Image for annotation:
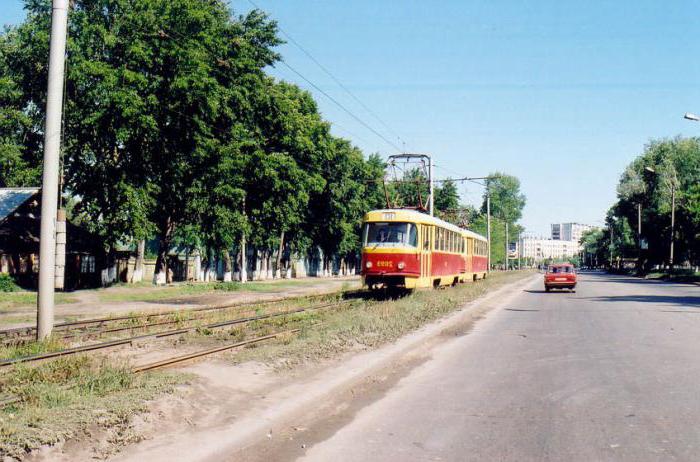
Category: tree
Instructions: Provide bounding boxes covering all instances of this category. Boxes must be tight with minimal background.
[612,137,700,269]
[3,0,283,282]
[434,179,459,212]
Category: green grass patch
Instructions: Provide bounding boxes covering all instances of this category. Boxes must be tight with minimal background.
[0,355,185,459]
[644,270,700,282]
[0,336,68,361]
[96,277,357,304]
[0,292,78,312]
[230,271,534,369]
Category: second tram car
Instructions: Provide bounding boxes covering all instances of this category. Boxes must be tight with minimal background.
[361,209,488,289]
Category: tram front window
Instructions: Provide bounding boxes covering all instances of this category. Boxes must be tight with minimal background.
[364,222,417,248]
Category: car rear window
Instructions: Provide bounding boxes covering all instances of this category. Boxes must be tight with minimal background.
[548,266,573,273]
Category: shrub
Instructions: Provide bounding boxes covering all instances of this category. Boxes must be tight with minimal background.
[0,273,20,292]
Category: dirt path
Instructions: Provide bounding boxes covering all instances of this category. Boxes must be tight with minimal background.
[0,277,360,330]
[33,273,537,462]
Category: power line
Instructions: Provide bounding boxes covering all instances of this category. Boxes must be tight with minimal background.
[247,0,408,150]
[278,59,402,153]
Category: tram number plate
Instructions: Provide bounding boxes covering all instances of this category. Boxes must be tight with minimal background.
[376,261,393,268]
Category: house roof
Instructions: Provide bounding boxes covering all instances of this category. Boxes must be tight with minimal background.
[0,188,39,223]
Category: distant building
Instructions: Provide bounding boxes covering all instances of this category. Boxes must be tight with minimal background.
[551,223,596,242]
[519,235,579,261]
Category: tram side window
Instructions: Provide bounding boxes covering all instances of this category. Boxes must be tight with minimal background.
[409,224,418,247]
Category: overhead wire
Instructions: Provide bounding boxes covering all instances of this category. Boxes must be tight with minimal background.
[278,59,403,153]
[246,0,409,151]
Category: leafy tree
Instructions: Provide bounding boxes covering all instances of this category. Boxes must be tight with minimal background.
[434,179,460,212]
[612,137,700,269]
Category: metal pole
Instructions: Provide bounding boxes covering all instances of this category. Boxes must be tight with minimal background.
[609,226,613,269]
[37,0,69,341]
[504,221,509,271]
[670,183,675,270]
[486,193,491,272]
[517,231,521,270]
[428,158,434,216]
[637,203,642,270]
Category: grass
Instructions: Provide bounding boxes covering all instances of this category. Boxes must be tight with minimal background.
[644,270,700,283]
[0,355,185,460]
[0,277,358,312]
[225,270,535,369]
[96,277,356,304]
[0,271,530,458]
[0,292,78,312]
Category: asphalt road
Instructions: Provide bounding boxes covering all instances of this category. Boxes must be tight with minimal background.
[298,272,700,462]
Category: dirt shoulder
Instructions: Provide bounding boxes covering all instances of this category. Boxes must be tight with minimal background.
[84,271,538,462]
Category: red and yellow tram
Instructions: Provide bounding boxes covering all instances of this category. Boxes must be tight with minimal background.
[361,209,488,289]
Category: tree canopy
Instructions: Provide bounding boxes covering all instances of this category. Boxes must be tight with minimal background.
[582,137,700,269]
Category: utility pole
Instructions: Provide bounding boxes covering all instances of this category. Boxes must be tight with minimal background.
[609,226,614,269]
[504,221,509,271]
[428,158,434,216]
[637,203,642,270]
[37,0,69,341]
[670,183,675,270]
[486,193,491,272]
[517,230,521,270]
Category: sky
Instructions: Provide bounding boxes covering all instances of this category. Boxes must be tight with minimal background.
[4,0,700,235]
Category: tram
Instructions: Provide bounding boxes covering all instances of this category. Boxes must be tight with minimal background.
[361,209,488,290]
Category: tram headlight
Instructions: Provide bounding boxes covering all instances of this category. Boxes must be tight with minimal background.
[365,261,373,269]
[397,262,405,270]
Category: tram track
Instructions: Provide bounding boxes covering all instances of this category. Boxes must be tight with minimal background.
[0,299,352,368]
[0,328,301,409]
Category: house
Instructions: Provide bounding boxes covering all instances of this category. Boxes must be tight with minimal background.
[0,188,104,290]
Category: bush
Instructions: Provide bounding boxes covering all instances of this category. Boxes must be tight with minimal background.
[0,273,20,292]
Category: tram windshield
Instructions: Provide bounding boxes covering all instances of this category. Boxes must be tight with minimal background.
[363,222,418,248]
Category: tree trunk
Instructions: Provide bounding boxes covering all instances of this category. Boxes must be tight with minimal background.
[266,251,273,280]
[223,250,232,282]
[153,218,173,285]
[131,239,145,283]
[275,231,285,279]
[184,248,189,282]
[239,237,247,283]
[194,250,202,281]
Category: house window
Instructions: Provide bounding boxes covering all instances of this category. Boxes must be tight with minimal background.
[80,256,96,273]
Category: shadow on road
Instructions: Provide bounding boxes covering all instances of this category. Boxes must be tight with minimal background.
[580,295,700,306]
[523,290,572,294]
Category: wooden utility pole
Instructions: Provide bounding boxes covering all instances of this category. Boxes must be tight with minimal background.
[37,0,69,340]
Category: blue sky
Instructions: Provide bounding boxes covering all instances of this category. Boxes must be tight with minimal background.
[4,0,700,235]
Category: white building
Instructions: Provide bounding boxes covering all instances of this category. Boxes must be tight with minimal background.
[551,223,596,243]
[519,235,579,261]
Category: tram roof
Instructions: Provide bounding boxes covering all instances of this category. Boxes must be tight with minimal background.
[364,209,487,242]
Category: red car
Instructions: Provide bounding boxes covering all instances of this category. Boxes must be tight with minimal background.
[544,263,577,292]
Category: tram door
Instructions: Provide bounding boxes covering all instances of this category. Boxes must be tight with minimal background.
[466,238,473,274]
[421,225,432,281]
